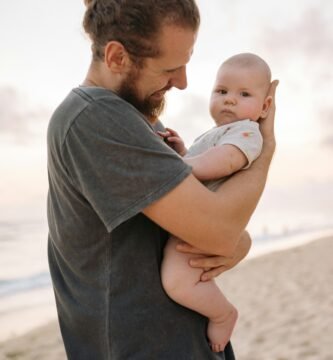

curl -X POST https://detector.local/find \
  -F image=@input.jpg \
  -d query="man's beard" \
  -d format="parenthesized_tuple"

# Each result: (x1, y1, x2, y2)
(117, 67, 166, 124)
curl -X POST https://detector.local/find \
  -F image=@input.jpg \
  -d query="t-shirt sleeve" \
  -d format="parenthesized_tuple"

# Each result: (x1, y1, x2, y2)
(217, 120, 263, 169)
(62, 99, 191, 232)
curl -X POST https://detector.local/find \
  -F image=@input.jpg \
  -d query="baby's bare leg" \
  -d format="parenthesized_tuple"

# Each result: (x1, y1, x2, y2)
(161, 236, 238, 352)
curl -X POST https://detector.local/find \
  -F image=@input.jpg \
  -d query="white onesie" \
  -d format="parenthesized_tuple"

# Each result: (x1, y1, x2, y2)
(186, 119, 263, 191)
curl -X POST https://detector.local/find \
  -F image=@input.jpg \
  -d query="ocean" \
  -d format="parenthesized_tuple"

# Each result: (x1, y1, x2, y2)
(1, 215, 333, 342)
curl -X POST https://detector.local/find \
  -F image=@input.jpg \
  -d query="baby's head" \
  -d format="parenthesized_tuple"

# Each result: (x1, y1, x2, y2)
(210, 53, 272, 126)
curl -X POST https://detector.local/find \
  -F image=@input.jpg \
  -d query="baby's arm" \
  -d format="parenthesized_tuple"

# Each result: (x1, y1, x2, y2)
(185, 145, 248, 181)
(158, 127, 248, 180)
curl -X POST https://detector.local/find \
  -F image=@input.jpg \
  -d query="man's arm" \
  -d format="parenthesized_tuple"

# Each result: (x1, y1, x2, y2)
(176, 230, 252, 281)
(185, 144, 247, 181)
(143, 80, 278, 257)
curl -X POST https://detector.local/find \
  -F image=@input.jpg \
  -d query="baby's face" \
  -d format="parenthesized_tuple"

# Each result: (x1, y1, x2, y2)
(210, 64, 269, 126)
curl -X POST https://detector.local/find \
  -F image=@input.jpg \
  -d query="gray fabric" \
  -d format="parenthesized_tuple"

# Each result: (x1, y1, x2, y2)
(47, 87, 232, 359)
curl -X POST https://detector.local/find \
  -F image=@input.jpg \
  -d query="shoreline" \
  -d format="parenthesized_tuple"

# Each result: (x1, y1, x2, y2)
(0, 288, 57, 342)
(1, 234, 332, 359)
(248, 227, 333, 259)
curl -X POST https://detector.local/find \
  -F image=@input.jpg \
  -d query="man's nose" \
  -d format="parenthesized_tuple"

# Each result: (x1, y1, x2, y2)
(170, 67, 187, 90)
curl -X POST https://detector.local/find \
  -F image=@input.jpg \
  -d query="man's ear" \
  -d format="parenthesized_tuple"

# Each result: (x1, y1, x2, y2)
(104, 41, 131, 73)
(260, 95, 273, 119)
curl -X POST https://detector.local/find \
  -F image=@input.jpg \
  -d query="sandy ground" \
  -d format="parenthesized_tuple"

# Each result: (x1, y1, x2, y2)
(219, 235, 333, 360)
(0, 236, 332, 360)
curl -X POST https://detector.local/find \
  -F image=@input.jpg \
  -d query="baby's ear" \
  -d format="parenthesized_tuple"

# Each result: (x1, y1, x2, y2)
(260, 95, 273, 119)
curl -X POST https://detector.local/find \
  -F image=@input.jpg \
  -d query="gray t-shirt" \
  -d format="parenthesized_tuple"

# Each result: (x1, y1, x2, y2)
(47, 87, 230, 359)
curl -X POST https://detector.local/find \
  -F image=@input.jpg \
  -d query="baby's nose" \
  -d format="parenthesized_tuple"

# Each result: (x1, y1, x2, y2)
(224, 95, 236, 105)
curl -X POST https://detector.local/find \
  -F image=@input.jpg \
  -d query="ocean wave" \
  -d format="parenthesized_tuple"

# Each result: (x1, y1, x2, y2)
(0, 272, 52, 297)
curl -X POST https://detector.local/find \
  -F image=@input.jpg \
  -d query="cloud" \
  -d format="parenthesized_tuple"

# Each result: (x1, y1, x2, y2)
(258, 4, 333, 147)
(319, 105, 333, 150)
(259, 5, 333, 102)
(322, 136, 333, 148)
(322, 121, 333, 149)
(262, 5, 333, 59)
(0, 87, 50, 143)
(320, 106, 333, 123)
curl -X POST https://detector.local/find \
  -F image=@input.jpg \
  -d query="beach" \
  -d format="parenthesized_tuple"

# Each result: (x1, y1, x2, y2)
(219, 235, 333, 360)
(0, 235, 332, 360)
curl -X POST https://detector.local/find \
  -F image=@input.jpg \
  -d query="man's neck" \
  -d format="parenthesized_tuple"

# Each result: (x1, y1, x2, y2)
(81, 60, 119, 92)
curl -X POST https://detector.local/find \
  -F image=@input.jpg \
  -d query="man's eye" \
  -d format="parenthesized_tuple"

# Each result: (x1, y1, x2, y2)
(241, 92, 250, 97)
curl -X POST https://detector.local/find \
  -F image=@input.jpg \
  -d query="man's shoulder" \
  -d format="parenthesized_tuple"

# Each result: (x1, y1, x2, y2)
(51, 86, 134, 123)
(73, 86, 118, 104)
(47, 87, 148, 145)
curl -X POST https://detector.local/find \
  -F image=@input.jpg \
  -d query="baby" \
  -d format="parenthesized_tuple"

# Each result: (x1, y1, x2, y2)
(159, 53, 272, 353)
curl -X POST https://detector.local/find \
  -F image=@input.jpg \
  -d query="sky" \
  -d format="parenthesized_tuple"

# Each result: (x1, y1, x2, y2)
(1, 0, 333, 235)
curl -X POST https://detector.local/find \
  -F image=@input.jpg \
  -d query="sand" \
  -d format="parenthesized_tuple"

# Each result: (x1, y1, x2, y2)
(219, 235, 333, 360)
(0, 236, 332, 360)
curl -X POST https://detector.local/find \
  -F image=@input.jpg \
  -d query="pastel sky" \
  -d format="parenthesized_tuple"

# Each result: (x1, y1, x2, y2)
(1, 0, 332, 235)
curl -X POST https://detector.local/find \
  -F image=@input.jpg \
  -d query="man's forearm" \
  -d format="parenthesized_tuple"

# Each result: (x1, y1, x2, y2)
(177, 230, 252, 281)
(224, 230, 252, 271)
(213, 140, 275, 245)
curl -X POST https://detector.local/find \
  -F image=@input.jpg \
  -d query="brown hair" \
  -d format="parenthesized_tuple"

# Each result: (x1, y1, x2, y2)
(83, 0, 200, 65)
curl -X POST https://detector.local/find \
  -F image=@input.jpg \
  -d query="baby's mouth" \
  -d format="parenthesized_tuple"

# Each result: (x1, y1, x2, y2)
(221, 109, 235, 115)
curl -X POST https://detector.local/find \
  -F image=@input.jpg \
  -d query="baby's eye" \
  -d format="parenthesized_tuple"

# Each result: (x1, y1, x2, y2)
(218, 89, 227, 95)
(240, 91, 250, 97)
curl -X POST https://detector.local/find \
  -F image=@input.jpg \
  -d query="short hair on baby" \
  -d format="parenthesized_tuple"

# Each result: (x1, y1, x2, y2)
(222, 53, 271, 88)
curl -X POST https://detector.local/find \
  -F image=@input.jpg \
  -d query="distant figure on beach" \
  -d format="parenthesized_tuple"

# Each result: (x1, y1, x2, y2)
(158, 53, 272, 352)
(46, 0, 278, 358)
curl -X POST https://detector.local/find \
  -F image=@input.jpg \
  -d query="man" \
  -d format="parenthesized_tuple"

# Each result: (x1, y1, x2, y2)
(47, 1, 278, 359)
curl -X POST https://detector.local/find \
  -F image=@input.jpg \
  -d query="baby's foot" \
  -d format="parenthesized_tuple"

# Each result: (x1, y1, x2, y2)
(208, 307, 238, 353)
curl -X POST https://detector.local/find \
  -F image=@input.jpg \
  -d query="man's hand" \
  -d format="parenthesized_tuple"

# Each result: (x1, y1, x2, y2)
(157, 127, 187, 156)
(259, 79, 279, 150)
(176, 231, 252, 282)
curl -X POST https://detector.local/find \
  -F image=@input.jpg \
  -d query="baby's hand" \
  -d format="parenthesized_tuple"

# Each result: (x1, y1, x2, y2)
(157, 127, 187, 157)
